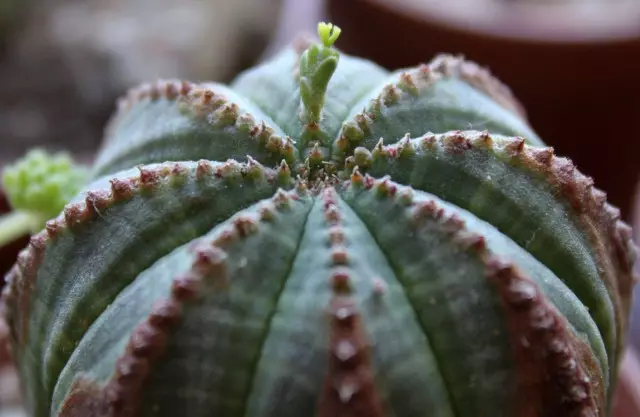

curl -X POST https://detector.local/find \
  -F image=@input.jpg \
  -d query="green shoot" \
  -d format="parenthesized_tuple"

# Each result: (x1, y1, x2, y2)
(318, 22, 341, 47)
(298, 22, 342, 124)
(0, 149, 87, 247)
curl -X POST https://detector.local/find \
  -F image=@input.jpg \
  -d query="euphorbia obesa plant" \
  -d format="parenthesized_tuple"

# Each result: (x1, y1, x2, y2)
(0, 22, 637, 417)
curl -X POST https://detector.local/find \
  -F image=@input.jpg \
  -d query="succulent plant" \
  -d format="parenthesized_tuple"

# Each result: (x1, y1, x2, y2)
(0, 22, 637, 417)
(0, 149, 87, 248)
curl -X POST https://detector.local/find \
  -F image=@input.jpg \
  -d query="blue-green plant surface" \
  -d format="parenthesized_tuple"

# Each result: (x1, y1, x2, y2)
(0, 22, 637, 417)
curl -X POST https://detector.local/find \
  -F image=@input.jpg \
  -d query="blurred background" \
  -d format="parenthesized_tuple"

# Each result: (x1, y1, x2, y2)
(1, 0, 640, 415)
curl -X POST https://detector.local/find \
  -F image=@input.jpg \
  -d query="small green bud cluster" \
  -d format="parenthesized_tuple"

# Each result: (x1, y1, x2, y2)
(2, 149, 87, 219)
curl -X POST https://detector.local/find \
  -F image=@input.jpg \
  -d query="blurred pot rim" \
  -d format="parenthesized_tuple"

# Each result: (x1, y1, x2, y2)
(365, 0, 640, 44)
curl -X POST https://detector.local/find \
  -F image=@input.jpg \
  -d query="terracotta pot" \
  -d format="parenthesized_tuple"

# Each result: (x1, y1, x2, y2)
(612, 347, 640, 417)
(326, 0, 640, 221)
(629, 182, 640, 351)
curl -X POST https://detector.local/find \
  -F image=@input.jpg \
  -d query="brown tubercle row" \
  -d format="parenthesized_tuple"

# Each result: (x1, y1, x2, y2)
(103, 79, 195, 143)
(348, 55, 526, 122)
(57, 297, 183, 417)
(0, 159, 283, 349)
(179, 87, 296, 162)
(333, 54, 529, 158)
(115, 79, 194, 113)
(317, 187, 386, 417)
(377, 130, 635, 375)
(106, 80, 296, 163)
(428, 54, 528, 121)
(370, 130, 637, 321)
(58, 187, 306, 417)
(348, 171, 605, 416)
(486, 259, 604, 417)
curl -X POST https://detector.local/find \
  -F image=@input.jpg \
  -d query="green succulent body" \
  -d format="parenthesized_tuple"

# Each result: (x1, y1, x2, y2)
(0, 23, 637, 417)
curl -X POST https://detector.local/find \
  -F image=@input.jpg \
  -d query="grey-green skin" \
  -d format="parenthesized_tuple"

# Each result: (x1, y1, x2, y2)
(0, 35, 637, 417)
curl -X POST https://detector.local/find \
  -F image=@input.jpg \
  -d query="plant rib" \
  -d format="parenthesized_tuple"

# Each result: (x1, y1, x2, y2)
(348, 173, 604, 416)
(317, 186, 386, 417)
